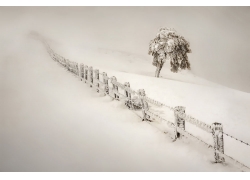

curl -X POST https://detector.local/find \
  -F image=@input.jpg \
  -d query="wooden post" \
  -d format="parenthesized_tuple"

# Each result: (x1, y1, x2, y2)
(80, 64, 84, 81)
(52, 54, 56, 61)
(124, 82, 133, 109)
(94, 69, 100, 93)
(138, 89, 149, 121)
(68, 61, 71, 72)
(212, 122, 225, 163)
(103, 72, 109, 95)
(54, 53, 58, 62)
(124, 82, 131, 99)
(174, 106, 186, 139)
(66, 60, 70, 71)
(62, 58, 65, 67)
(76, 63, 79, 76)
(73, 62, 75, 74)
(111, 76, 119, 100)
(63, 58, 67, 68)
(89, 66, 93, 87)
(84, 65, 88, 83)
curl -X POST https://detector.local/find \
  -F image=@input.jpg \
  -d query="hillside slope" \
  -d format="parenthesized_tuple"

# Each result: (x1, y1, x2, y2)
(1, 36, 250, 171)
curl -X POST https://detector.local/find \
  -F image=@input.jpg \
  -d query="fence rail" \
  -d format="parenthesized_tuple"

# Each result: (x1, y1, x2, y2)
(32, 32, 250, 172)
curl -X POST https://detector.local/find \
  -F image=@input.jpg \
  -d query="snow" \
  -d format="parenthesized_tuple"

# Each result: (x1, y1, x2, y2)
(51, 38, 250, 170)
(1, 7, 250, 172)
(1, 35, 250, 172)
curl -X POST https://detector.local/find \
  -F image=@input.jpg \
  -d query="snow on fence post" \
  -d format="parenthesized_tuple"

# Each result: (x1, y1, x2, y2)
(124, 82, 131, 99)
(89, 66, 93, 87)
(69, 61, 71, 72)
(174, 106, 186, 140)
(66, 60, 70, 71)
(212, 122, 225, 163)
(63, 58, 67, 68)
(52, 53, 56, 61)
(56, 55, 59, 62)
(73, 62, 76, 74)
(54, 54, 58, 62)
(84, 65, 88, 83)
(111, 76, 119, 100)
(76, 63, 79, 76)
(124, 82, 133, 109)
(71, 62, 74, 73)
(94, 69, 99, 93)
(80, 64, 84, 81)
(103, 72, 109, 95)
(138, 89, 149, 121)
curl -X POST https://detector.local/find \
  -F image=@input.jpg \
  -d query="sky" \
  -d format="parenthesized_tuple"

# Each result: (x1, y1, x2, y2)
(0, 6, 250, 92)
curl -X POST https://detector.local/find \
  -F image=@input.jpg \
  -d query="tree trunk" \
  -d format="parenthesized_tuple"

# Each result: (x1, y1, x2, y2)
(155, 61, 163, 78)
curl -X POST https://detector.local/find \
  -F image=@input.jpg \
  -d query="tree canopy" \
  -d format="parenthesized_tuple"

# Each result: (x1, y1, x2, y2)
(148, 28, 191, 73)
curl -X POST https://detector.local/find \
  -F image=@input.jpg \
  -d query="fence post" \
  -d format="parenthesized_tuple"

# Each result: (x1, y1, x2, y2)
(89, 66, 93, 87)
(174, 106, 186, 140)
(111, 76, 119, 100)
(124, 82, 131, 99)
(54, 54, 58, 62)
(73, 62, 76, 74)
(66, 60, 70, 71)
(76, 63, 79, 76)
(84, 65, 88, 83)
(63, 58, 67, 67)
(103, 72, 109, 95)
(212, 122, 225, 163)
(80, 64, 84, 81)
(124, 82, 133, 109)
(138, 89, 149, 121)
(94, 69, 99, 93)
(53, 53, 56, 60)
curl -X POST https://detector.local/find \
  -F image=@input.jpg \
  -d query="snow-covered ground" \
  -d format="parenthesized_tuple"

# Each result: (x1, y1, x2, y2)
(50, 34, 250, 166)
(1, 35, 250, 171)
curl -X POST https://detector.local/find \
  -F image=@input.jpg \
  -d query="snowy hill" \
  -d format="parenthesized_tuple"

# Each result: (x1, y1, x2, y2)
(50, 38, 250, 169)
(1, 35, 250, 171)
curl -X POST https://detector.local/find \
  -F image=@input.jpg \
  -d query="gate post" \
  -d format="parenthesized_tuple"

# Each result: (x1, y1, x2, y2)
(84, 65, 88, 83)
(212, 122, 225, 163)
(94, 69, 100, 93)
(80, 64, 84, 81)
(174, 106, 186, 140)
(103, 72, 109, 95)
(138, 89, 149, 121)
(111, 76, 119, 100)
(89, 66, 93, 87)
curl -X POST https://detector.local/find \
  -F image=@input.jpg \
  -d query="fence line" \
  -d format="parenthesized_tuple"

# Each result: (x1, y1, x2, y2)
(223, 132, 250, 147)
(32, 32, 250, 172)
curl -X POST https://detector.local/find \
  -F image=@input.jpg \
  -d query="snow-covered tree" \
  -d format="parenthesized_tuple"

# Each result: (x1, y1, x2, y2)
(148, 28, 191, 77)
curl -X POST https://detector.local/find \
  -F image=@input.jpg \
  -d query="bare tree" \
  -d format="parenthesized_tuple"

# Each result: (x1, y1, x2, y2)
(148, 28, 192, 77)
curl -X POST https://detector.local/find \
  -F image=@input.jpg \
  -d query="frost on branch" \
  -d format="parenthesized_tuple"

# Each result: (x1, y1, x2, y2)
(148, 28, 191, 76)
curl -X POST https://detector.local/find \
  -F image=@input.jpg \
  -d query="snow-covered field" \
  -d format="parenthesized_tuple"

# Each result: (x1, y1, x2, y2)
(1, 6, 250, 172)
(50, 35, 250, 168)
(1, 34, 250, 171)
